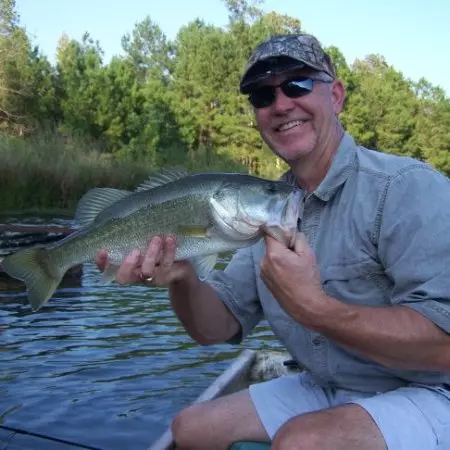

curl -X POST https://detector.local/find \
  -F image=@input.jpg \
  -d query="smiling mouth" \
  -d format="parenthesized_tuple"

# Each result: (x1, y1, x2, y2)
(275, 120, 307, 132)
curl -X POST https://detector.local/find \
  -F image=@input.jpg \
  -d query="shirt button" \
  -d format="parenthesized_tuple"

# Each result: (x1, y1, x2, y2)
(313, 336, 324, 346)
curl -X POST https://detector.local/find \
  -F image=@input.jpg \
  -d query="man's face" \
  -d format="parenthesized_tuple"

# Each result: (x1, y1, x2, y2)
(251, 68, 345, 163)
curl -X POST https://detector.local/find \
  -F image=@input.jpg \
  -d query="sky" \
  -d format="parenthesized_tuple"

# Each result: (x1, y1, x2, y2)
(15, 0, 450, 96)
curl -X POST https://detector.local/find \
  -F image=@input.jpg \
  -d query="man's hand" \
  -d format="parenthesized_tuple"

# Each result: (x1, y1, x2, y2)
(95, 236, 194, 287)
(260, 232, 338, 329)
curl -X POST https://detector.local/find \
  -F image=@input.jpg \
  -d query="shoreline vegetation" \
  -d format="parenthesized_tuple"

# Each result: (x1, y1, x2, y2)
(1, 0, 449, 214)
(0, 130, 250, 213)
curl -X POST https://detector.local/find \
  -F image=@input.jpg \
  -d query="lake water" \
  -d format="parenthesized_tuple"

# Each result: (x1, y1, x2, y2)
(0, 217, 283, 449)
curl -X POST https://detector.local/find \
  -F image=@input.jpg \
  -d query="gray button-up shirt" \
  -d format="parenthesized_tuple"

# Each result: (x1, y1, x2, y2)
(207, 133, 450, 394)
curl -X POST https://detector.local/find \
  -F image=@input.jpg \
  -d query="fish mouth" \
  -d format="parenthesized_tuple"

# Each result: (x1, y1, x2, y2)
(285, 189, 301, 227)
(231, 216, 262, 240)
(229, 189, 301, 244)
(262, 189, 301, 247)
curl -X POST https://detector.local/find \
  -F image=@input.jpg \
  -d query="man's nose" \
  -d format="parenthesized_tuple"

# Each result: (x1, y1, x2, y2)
(272, 87, 295, 113)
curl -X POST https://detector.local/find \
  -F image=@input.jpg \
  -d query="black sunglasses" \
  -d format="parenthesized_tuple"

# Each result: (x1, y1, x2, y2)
(248, 77, 328, 109)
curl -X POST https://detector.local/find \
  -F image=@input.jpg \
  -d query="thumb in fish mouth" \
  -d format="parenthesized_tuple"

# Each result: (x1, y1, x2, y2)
(260, 223, 297, 249)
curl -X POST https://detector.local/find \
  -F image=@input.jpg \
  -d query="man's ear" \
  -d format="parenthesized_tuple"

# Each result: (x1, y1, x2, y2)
(331, 79, 346, 115)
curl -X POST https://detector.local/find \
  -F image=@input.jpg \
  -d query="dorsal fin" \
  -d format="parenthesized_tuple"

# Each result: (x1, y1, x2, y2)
(75, 187, 132, 228)
(135, 168, 188, 192)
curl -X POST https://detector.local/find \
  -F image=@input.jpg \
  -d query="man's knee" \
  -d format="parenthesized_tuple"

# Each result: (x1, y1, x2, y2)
(272, 417, 322, 450)
(171, 403, 202, 448)
(271, 405, 386, 450)
(171, 389, 268, 450)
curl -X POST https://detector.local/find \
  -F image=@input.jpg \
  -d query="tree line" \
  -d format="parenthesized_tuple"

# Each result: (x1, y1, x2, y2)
(1, 0, 449, 181)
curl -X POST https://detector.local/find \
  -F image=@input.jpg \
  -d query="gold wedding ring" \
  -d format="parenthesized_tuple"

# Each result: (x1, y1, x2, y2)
(141, 273, 153, 283)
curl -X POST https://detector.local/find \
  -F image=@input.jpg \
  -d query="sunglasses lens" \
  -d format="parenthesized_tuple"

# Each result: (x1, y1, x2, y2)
(248, 78, 315, 108)
(282, 78, 314, 98)
(249, 86, 276, 108)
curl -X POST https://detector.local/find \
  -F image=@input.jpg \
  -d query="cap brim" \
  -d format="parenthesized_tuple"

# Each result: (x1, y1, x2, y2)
(240, 57, 308, 94)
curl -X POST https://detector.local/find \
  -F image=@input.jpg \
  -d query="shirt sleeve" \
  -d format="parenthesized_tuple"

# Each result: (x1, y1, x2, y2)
(206, 245, 263, 344)
(377, 163, 450, 333)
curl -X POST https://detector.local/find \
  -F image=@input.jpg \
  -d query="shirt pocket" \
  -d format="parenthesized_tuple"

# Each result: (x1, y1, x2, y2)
(320, 258, 392, 307)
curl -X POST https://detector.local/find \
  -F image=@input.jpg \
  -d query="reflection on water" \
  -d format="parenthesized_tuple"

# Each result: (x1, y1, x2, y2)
(0, 217, 282, 449)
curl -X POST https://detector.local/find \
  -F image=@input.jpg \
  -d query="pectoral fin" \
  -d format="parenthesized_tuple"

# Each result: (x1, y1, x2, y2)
(190, 254, 218, 280)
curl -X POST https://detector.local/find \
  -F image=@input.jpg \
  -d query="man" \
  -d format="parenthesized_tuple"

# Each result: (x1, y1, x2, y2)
(96, 33, 450, 449)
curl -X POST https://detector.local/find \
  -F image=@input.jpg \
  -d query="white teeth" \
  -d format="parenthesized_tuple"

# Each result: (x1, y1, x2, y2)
(277, 120, 305, 132)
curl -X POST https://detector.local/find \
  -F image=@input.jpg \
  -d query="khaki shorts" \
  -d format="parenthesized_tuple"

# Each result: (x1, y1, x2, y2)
(249, 372, 450, 449)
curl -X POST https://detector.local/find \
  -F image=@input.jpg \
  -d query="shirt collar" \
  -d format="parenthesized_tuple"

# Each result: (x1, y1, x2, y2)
(281, 133, 357, 202)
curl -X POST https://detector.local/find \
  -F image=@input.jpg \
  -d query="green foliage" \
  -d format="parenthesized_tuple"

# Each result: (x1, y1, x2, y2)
(121, 16, 174, 82)
(410, 79, 450, 172)
(56, 32, 105, 138)
(0, 130, 150, 211)
(341, 55, 418, 157)
(222, 0, 264, 24)
(0, 0, 449, 211)
(0, 0, 33, 134)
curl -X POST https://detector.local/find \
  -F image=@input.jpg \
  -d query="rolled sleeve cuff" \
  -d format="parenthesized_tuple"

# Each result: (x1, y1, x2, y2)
(402, 300, 450, 334)
(207, 278, 263, 344)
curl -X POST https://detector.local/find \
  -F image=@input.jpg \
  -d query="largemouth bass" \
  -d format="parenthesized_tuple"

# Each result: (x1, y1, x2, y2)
(2, 168, 300, 311)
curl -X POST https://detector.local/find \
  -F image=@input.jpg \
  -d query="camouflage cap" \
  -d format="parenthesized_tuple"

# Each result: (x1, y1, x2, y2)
(240, 33, 336, 94)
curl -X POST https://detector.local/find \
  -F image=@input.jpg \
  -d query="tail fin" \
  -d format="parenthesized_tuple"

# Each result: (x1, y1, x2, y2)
(1, 247, 64, 311)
